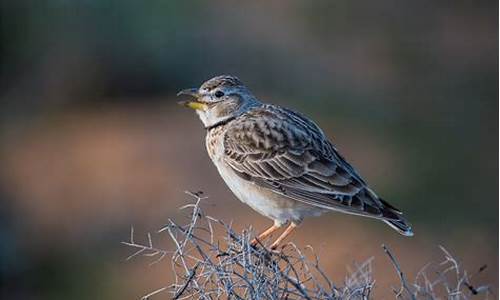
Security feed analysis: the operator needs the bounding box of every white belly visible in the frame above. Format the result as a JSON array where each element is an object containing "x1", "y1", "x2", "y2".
[
  {"x1": 206, "y1": 128, "x2": 326, "y2": 225},
  {"x1": 213, "y1": 158, "x2": 326, "y2": 226}
]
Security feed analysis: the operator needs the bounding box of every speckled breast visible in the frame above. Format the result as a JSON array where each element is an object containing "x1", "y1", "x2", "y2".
[{"x1": 205, "y1": 125, "x2": 227, "y2": 161}]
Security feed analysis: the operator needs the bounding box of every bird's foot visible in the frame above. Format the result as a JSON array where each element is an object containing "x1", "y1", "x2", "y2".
[
  {"x1": 270, "y1": 242, "x2": 279, "y2": 251},
  {"x1": 250, "y1": 238, "x2": 260, "y2": 247}
]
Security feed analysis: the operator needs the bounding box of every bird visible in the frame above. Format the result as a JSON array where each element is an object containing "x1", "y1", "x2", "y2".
[{"x1": 178, "y1": 75, "x2": 413, "y2": 249}]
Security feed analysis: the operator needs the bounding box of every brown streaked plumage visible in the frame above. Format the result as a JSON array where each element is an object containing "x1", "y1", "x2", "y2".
[{"x1": 178, "y1": 75, "x2": 413, "y2": 249}]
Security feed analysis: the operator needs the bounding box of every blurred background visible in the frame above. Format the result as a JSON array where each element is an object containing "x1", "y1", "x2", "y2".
[{"x1": 0, "y1": 1, "x2": 497, "y2": 299}]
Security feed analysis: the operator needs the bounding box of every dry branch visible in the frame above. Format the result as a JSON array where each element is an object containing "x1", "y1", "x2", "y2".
[{"x1": 123, "y1": 192, "x2": 491, "y2": 300}]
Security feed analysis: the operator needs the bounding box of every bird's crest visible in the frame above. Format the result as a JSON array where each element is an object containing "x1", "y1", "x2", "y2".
[{"x1": 200, "y1": 75, "x2": 243, "y2": 91}]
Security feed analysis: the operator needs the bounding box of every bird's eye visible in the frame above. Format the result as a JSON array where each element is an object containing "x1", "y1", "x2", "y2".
[{"x1": 214, "y1": 90, "x2": 225, "y2": 98}]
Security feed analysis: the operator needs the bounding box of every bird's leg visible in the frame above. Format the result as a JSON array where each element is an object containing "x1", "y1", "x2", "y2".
[
  {"x1": 250, "y1": 224, "x2": 281, "y2": 246},
  {"x1": 270, "y1": 222, "x2": 298, "y2": 250}
]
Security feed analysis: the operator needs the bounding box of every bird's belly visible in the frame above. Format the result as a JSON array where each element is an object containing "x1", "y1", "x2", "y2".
[{"x1": 214, "y1": 160, "x2": 326, "y2": 225}]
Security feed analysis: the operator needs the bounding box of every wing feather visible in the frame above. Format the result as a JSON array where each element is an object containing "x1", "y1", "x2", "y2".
[{"x1": 223, "y1": 105, "x2": 399, "y2": 221}]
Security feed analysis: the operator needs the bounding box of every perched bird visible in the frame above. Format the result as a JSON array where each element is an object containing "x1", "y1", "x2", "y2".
[{"x1": 178, "y1": 75, "x2": 412, "y2": 249}]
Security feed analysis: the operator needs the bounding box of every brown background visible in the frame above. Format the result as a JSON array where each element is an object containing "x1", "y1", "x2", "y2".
[{"x1": 0, "y1": 1, "x2": 497, "y2": 299}]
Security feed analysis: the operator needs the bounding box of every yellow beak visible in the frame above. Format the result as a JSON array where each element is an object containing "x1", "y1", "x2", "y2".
[
  {"x1": 179, "y1": 101, "x2": 208, "y2": 111},
  {"x1": 177, "y1": 88, "x2": 208, "y2": 111}
]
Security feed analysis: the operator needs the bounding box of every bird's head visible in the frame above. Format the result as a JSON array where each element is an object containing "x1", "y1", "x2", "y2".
[{"x1": 178, "y1": 75, "x2": 260, "y2": 128}]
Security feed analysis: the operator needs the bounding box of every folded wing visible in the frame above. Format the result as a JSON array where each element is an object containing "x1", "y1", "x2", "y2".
[{"x1": 223, "y1": 105, "x2": 404, "y2": 222}]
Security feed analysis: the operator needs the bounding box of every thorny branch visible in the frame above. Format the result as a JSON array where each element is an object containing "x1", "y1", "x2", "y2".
[{"x1": 124, "y1": 191, "x2": 491, "y2": 299}]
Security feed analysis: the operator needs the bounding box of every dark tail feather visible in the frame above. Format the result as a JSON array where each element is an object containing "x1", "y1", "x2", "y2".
[
  {"x1": 383, "y1": 218, "x2": 413, "y2": 236},
  {"x1": 379, "y1": 197, "x2": 403, "y2": 214},
  {"x1": 378, "y1": 198, "x2": 413, "y2": 236}
]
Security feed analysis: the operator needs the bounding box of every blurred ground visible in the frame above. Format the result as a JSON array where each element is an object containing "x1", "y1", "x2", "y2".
[{"x1": 0, "y1": 1, "x2": 497, "y2": 299}]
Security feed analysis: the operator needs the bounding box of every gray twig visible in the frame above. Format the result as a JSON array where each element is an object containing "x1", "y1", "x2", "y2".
[{"x1": 123, "y1": 192, "x2": 490, "y2": 300}]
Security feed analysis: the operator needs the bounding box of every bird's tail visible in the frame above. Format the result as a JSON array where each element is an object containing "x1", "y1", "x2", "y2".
[
  {"x1": 379, "y1": 198, "x2": 414, "y2": 237},
  {"x1": 383, "y1": 218, "x2": 413, "y2": 236}
]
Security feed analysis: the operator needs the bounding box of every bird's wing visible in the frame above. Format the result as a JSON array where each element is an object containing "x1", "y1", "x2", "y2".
[{"x1": 223, "y1": 105, "x2": 402, "y2": 220}]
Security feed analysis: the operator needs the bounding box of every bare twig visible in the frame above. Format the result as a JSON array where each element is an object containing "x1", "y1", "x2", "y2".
[
  {"x1": 123, "y1": 192, "x2": 490, "y2": 300},
  {"x1": 382, "y1": 244, "x2": 416, "y2": 300}
]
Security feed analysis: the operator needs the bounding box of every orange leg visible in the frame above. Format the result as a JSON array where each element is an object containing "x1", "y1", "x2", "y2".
[
  {"x1": 251, "y1": 224, "x2": 280, "y2": 246},
  {"x1": 270, "y1": 223, "x2": 298, "y2": 250}
]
